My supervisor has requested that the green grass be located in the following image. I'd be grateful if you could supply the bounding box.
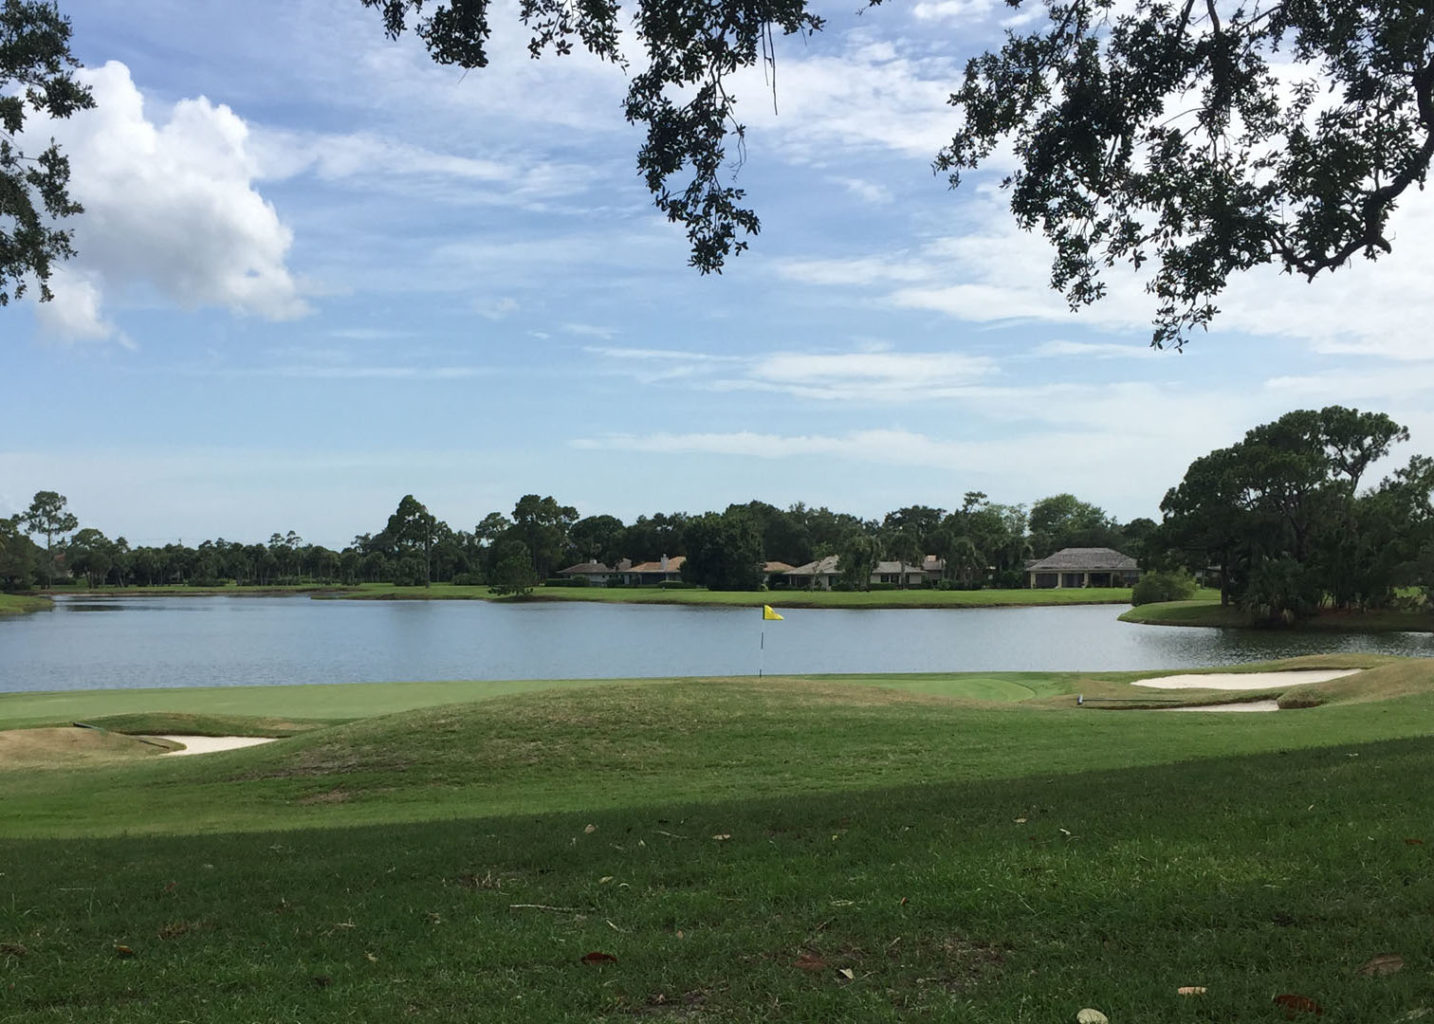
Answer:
[3,660,1433,1022]
[0,592,52,615]
[1121,597,1434,632]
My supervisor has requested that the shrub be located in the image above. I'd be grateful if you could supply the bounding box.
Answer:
[657,580,699,589]
[1130,569,1198,606]
[451,572,485,586]
[543,576,590,587]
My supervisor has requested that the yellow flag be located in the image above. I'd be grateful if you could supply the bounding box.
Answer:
[763,604,783,621]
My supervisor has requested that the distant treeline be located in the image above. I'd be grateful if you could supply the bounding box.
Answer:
[5,406,1431,619]
[0,489,1149,593]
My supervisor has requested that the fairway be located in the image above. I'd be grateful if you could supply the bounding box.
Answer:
[2,656,1431,1022]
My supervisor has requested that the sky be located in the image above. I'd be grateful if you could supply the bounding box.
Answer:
[5,0,1433,549]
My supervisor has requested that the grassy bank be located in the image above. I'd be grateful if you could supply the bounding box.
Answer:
[0,592,52,615]
[1,659,1432,1021]
[1121,598,1434,633]
[334,582,1191,609]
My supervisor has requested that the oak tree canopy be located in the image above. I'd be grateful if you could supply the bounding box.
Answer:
[0,0,92,306]
[363,0,1434,348]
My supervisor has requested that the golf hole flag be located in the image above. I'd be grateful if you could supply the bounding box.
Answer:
[762,605,783,621]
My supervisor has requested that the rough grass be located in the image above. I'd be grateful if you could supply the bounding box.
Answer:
[0,726,175,769]
[2,668,1433,1022]
[1121,598,1434,633]
[4,659,1431,840]
[81,712,332,738]
[0,592,52,615]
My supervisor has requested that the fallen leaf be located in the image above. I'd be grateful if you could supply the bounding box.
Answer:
[599,876,614,884]
[1177,986,1207,996]
[584,824,597,835]
[365,951,378,963]
[1059,828,1072,837]
[1405,838,1424,846]
[581,951,618,964]
[113,944,136,958]
[1273,993,1324,1017]
[837,967,854,980]
[900,897,909,906]
[793,953,826,972]
[1357,953,1404,977]
[0,943,27,958]
[712,834,731,841]
[1014,817,1028,824]
[1075,1009,1108,1024]
[162,881,178,894]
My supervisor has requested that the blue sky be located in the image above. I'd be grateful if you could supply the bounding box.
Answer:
[5,0,1432,548]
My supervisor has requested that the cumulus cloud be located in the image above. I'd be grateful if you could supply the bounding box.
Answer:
[21,61,306,342]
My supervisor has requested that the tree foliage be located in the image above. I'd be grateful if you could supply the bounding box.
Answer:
[1,0,93,306]
[1153,406,1428,620]
[681,509,763,590]
[361,0,1433,346]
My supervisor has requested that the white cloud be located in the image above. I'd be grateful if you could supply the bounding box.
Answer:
[912,0,998,23]
[1032,340,1160,359]
[21,61,306,342]
[30,267,129,347]
[829,176,894,204]
[476,297,520,320]
[588,345,997,401]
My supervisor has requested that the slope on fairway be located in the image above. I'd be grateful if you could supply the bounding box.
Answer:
[2,721,1431,1023]
[5,666,1434,840]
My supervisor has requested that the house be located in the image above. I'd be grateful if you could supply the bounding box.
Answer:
[625,554,686,585]
[1025,547,1140,589]
[873,560,927,587]
[783,556,927,590]
[556,558,631,584]
[783,555,841,590]
[921,554,946,586]
[763,561,795,587]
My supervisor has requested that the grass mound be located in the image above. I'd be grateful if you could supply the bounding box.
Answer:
[0,726,174,769]
[83,711,330,737]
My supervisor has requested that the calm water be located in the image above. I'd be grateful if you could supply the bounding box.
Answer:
[0,595,1429,693]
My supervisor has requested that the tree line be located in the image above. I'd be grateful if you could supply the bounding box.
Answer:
[5,405,1429,616]
[0,488,1150,594]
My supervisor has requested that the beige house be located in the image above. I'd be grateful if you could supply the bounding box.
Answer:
[1025,547,1140,589]
[783,556,926,590]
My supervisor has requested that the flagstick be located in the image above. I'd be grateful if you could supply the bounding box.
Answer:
[759,628,765,678]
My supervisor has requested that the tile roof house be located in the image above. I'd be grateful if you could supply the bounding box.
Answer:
[1025,547,1140,589]
[625,554,686,584]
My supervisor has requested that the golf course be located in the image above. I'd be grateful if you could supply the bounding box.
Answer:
[3,653,1431,1022]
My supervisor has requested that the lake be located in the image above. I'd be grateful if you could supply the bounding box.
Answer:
[0,595,1429,692]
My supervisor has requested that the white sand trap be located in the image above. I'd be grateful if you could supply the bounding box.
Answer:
[1164,699,1281,713]
[151,735,278,756]
[1132,669,1360,691]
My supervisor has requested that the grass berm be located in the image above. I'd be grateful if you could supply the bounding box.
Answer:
[1,654,1431,1022]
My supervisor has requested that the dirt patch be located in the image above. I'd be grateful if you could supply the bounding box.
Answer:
[1162,700,1281,713]
[296,787,353,805]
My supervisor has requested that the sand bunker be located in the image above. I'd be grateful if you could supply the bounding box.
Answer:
[1164,699,1282,713]
[152,735,278,756]
[1132,669,1360,691]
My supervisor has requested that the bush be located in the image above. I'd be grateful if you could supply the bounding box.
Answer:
[451,572,485,586]
[1130,569,1198,606]
[657,580,699,589]
[543,576,590,587]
